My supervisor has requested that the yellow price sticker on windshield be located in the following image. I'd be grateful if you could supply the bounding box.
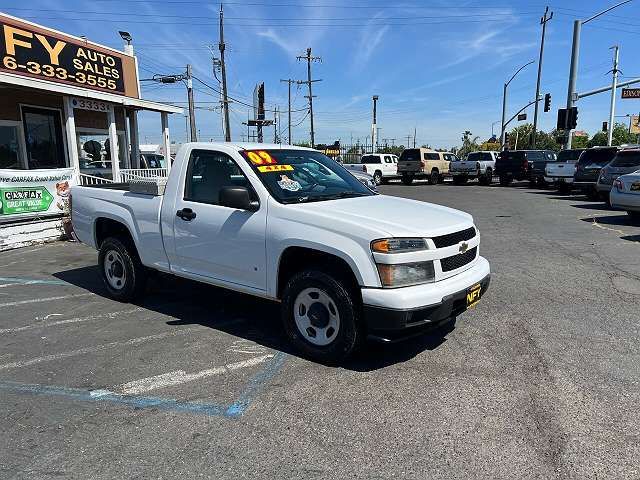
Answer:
[247,151,276,165]
[257,164,293,173]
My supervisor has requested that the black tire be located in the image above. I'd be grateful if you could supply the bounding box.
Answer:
[558,183,570,194]
[586,188,599,201]
[401,174,414,185]
[98,236,147,302]
[628,211,640,222]
[373,170,383,185]
[281,270,361,364]
[428,169,439,185]
[480,168,492,186]
[529,178,538,188]
[499,175,511,187]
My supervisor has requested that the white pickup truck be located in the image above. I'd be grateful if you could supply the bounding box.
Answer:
[450,151,498,185]
[72,143,490,363]
[544,148,585,193]
[343,153,399,185]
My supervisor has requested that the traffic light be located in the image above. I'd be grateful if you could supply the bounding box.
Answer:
[567,107,578,129]
[503,132,510,148]
[544,93,552,112]
[556,109,567,130]
[602,121,608,132]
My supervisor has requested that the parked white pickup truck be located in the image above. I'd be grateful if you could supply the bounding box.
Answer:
[72,143,490,363]
[544,148,585,193]
[450,151,497,185]
[343,153,399,185]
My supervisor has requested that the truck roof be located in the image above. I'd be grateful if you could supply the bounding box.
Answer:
[180,142,315,152]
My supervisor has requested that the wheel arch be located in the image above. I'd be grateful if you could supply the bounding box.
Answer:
[94,216,137,252]
[276,246,362,301]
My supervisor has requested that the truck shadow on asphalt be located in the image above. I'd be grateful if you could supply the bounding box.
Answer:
[54,266,451,371]
[580,214,638,227]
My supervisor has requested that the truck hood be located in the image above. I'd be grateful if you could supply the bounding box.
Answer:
[291,194,474,238]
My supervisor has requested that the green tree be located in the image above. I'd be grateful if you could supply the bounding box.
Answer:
[587,122,635,147]
[458,130,480,158]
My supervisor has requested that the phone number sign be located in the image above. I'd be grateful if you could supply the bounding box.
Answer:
[0,15,138,97]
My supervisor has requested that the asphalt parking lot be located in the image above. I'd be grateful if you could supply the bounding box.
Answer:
[1,181,639,479]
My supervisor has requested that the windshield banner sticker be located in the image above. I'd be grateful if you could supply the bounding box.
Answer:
[277,175,301,191]
[247,151,277,165]
[258,164,293,173]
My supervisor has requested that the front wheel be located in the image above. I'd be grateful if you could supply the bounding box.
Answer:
[499,175,511,187]
[98,237,147,302]
[281,270,361,364]
[401,174,414,185]
[373,171,383,185]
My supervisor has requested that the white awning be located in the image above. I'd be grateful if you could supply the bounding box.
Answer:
[0,72,183,114]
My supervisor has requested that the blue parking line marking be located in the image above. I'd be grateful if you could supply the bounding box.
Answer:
[0,380,228,417]
[225,351,287,417]
[0,277,68,286]
[0,351,287,418]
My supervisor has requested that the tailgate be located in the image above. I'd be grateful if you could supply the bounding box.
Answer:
[398,160,422,173]
[546,162,575,177]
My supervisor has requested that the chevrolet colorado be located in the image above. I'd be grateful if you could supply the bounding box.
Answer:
[72,143,490,363]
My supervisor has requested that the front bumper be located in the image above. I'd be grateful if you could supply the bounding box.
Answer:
[361,257,490,334]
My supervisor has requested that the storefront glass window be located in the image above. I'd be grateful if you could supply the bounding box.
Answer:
[0,124,23,169]
[77,131,127,178]
[22,106,67,170]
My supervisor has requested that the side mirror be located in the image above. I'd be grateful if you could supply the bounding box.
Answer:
[219,186,259,211]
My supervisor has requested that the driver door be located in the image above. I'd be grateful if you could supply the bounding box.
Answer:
[171,149,267,292]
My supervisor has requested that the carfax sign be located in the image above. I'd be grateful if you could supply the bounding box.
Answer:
[0,168,75,218]
[0,13,139,97]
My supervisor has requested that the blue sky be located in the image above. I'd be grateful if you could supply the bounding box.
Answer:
[6,0,640,148]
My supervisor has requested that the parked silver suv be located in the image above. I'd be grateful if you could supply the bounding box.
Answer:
[597,149,640,204]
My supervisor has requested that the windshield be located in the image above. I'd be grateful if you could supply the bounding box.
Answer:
[467,152,492,162]
[556,149,584,163]
[578,148,618,167]
[609,151,640,168]
[241,149,373,204]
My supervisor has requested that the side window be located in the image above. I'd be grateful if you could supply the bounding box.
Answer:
[184,150,251,205]
[384,155,392,163]
[424,153,440,161]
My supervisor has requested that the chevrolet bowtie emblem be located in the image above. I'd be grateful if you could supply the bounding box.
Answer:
[459,242,469,253]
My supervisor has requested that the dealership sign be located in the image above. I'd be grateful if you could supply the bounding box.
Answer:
[0,168,75,218]
[621,88,640,99]
[0,13,139,98]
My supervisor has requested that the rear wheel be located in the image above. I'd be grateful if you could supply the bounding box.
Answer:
[373,170,382,185]
[281,270,361,364]
[586,188,599,201]
[499,175,511,187]
[428,169,439,185]
[480,168,492,186]
[558,182,570,194]
[98,237,147,302]
[401,174,414,185]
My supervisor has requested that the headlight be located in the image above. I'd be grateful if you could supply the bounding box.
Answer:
[371,238,428,253]
[377,262,435,288]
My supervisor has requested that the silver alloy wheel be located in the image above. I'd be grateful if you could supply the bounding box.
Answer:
[104,249,126,290]
[293,287,340,346]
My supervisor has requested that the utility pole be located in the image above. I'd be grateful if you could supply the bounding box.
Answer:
[532,6,553,148]
[406,134,412,147]
[186,64,197,142]
[274,106,278,143]
[607,45,620,146]
[372,95,379,152]
[280,79,294,144]
[297,48,322,147]
[413,127,416,148]
[219,4,231,141]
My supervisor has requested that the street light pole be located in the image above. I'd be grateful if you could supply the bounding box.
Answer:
[564,0,634,149]
[532,7,553,149]
[501,60,535,149]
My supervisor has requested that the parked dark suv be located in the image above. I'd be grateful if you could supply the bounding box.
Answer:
[495,150,557,187]
[573,146,619,200]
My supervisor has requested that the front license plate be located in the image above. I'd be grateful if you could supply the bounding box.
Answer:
[466,283,482,308]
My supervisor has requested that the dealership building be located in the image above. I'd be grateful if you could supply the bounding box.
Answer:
[0,12,182,250]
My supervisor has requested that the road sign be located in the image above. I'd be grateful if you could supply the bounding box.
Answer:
[630,115,640,134]
[621,88,640,99]
[517,113,527,121]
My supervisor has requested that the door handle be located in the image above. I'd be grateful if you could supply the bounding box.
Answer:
[176,208,196,221]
